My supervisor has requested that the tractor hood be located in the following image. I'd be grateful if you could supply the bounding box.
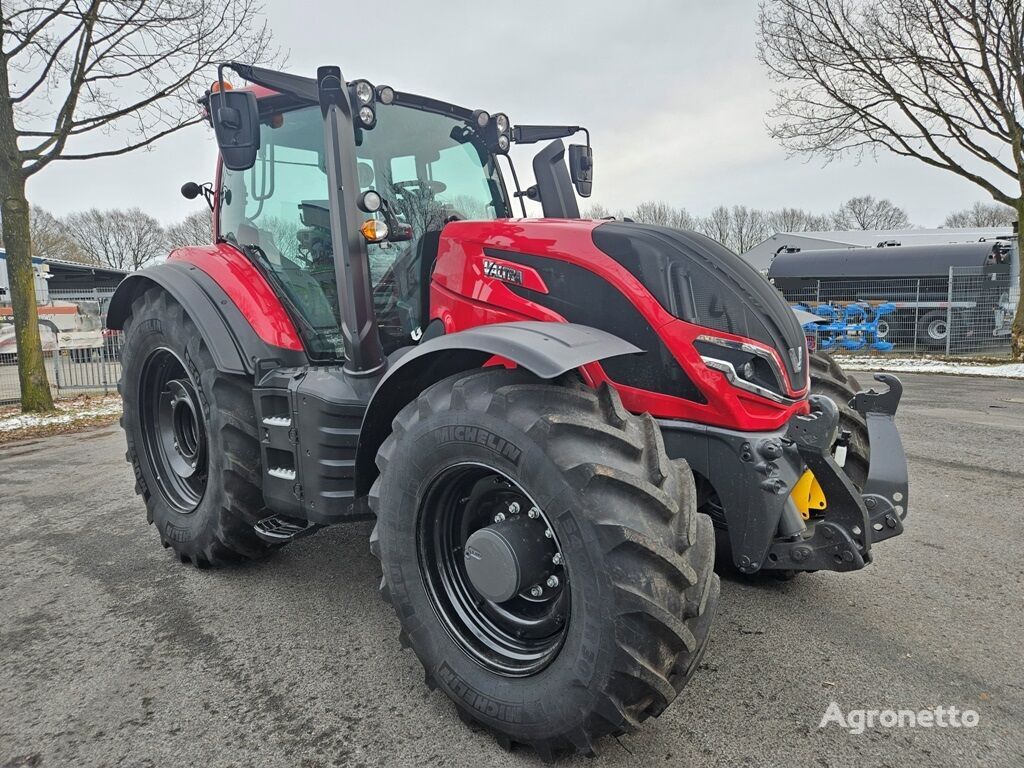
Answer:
[590,222,809,389]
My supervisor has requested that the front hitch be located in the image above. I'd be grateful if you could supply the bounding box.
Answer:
[768,396,871,572]
[852,374,909,543]
[766,375,909,572]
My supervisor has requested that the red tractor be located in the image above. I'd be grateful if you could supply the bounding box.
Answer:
[108,63,909,758]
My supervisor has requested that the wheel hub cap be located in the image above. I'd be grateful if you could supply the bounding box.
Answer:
[464,516,557,603]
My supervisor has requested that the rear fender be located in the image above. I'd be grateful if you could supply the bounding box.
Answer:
[354,321,640,496]
[106,260,307,377]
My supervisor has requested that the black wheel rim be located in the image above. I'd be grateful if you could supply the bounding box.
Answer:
[139,348,208,512]
[418,463,569,677]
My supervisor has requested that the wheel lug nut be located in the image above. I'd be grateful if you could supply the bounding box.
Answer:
[528,507,540,519]
[508,501,520,514]
[552,553,562,566]
[546,575,559,588]
[529,585,543,598]
[493,512,506,523]
[544,529,553,539]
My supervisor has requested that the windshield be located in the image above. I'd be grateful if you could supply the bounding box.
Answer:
[219,101,509,360]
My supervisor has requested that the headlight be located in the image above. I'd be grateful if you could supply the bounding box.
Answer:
[358,105,376,127]
[376,85,395,105]
[473,109,490,128]
[497,134,510,152]
[694,335,793,403]
[494,113,509,133]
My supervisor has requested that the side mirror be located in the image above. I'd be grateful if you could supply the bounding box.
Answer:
[211,90,260,171]
[568,143,593,198]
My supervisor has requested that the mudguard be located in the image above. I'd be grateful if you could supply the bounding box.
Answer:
[354,321,640,496]
[106,261,306,377]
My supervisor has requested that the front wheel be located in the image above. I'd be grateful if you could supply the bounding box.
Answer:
[369,369,718,758]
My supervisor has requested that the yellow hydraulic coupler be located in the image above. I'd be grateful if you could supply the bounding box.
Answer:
[791,470,827,520]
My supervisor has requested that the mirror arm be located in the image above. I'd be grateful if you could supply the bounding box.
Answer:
[511,124,585,145]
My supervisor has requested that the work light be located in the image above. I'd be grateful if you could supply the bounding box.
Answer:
[358,105,376,128]
[354,80,374,104]
[377,85,395,105]
[473,110,491,129]
[489,113,512,154]
[358,190,383,213]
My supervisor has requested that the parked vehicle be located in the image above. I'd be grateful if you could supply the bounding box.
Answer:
[0,300,104,359]
[769,240,1014,348]
[107,63,909,757]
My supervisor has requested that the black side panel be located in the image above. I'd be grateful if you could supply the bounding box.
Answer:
[488,249,706,403]
[255,366,376,525]
[106,263,308,377]
[592,222,808,387]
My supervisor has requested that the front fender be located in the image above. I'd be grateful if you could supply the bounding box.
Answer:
[354,321,640,496]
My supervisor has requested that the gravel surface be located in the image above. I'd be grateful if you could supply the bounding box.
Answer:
[1,372,1021,767]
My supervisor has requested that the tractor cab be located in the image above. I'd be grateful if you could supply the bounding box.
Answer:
[205,64,591,363]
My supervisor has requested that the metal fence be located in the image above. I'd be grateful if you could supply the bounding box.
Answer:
[0,333,124,406]
[0,287,122,405]
[777,266,1014,357]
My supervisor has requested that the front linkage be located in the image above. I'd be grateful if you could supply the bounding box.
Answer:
[772,374,907,572]
[660,373,908,575]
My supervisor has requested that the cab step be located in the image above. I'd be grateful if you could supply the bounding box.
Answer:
[253,515,318,543]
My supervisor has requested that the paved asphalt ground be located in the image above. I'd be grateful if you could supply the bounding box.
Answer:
[1,371,1022,767]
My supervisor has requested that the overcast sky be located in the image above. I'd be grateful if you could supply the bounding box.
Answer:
[24,0,998,228]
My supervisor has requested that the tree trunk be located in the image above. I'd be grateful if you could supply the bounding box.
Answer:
[1013,200,1024,361]
[0,52,55,412]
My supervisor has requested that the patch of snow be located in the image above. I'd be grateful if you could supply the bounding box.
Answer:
[0,398,122,432]
[833,357,1024,379]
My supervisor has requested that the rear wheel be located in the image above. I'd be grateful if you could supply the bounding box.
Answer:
[369,369,718,758]
[119,286,273,566]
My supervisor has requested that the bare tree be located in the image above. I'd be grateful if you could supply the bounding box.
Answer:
[831,195,911,230]
[166,209,212,250]
[1,204,85,261]
[767,207,811,234]
[631,200,696,230]
[585,202,614,218]
[0,1,278,411]
[730,205,771,252]
[944,201,1017,228]
[765,206,835,233]
[28,205,86,262]
[759,0,1024,357]
[698,205,733,248]
[65,208,166,271]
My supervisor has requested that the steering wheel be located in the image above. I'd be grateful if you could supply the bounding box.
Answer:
[392,179,447,196]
